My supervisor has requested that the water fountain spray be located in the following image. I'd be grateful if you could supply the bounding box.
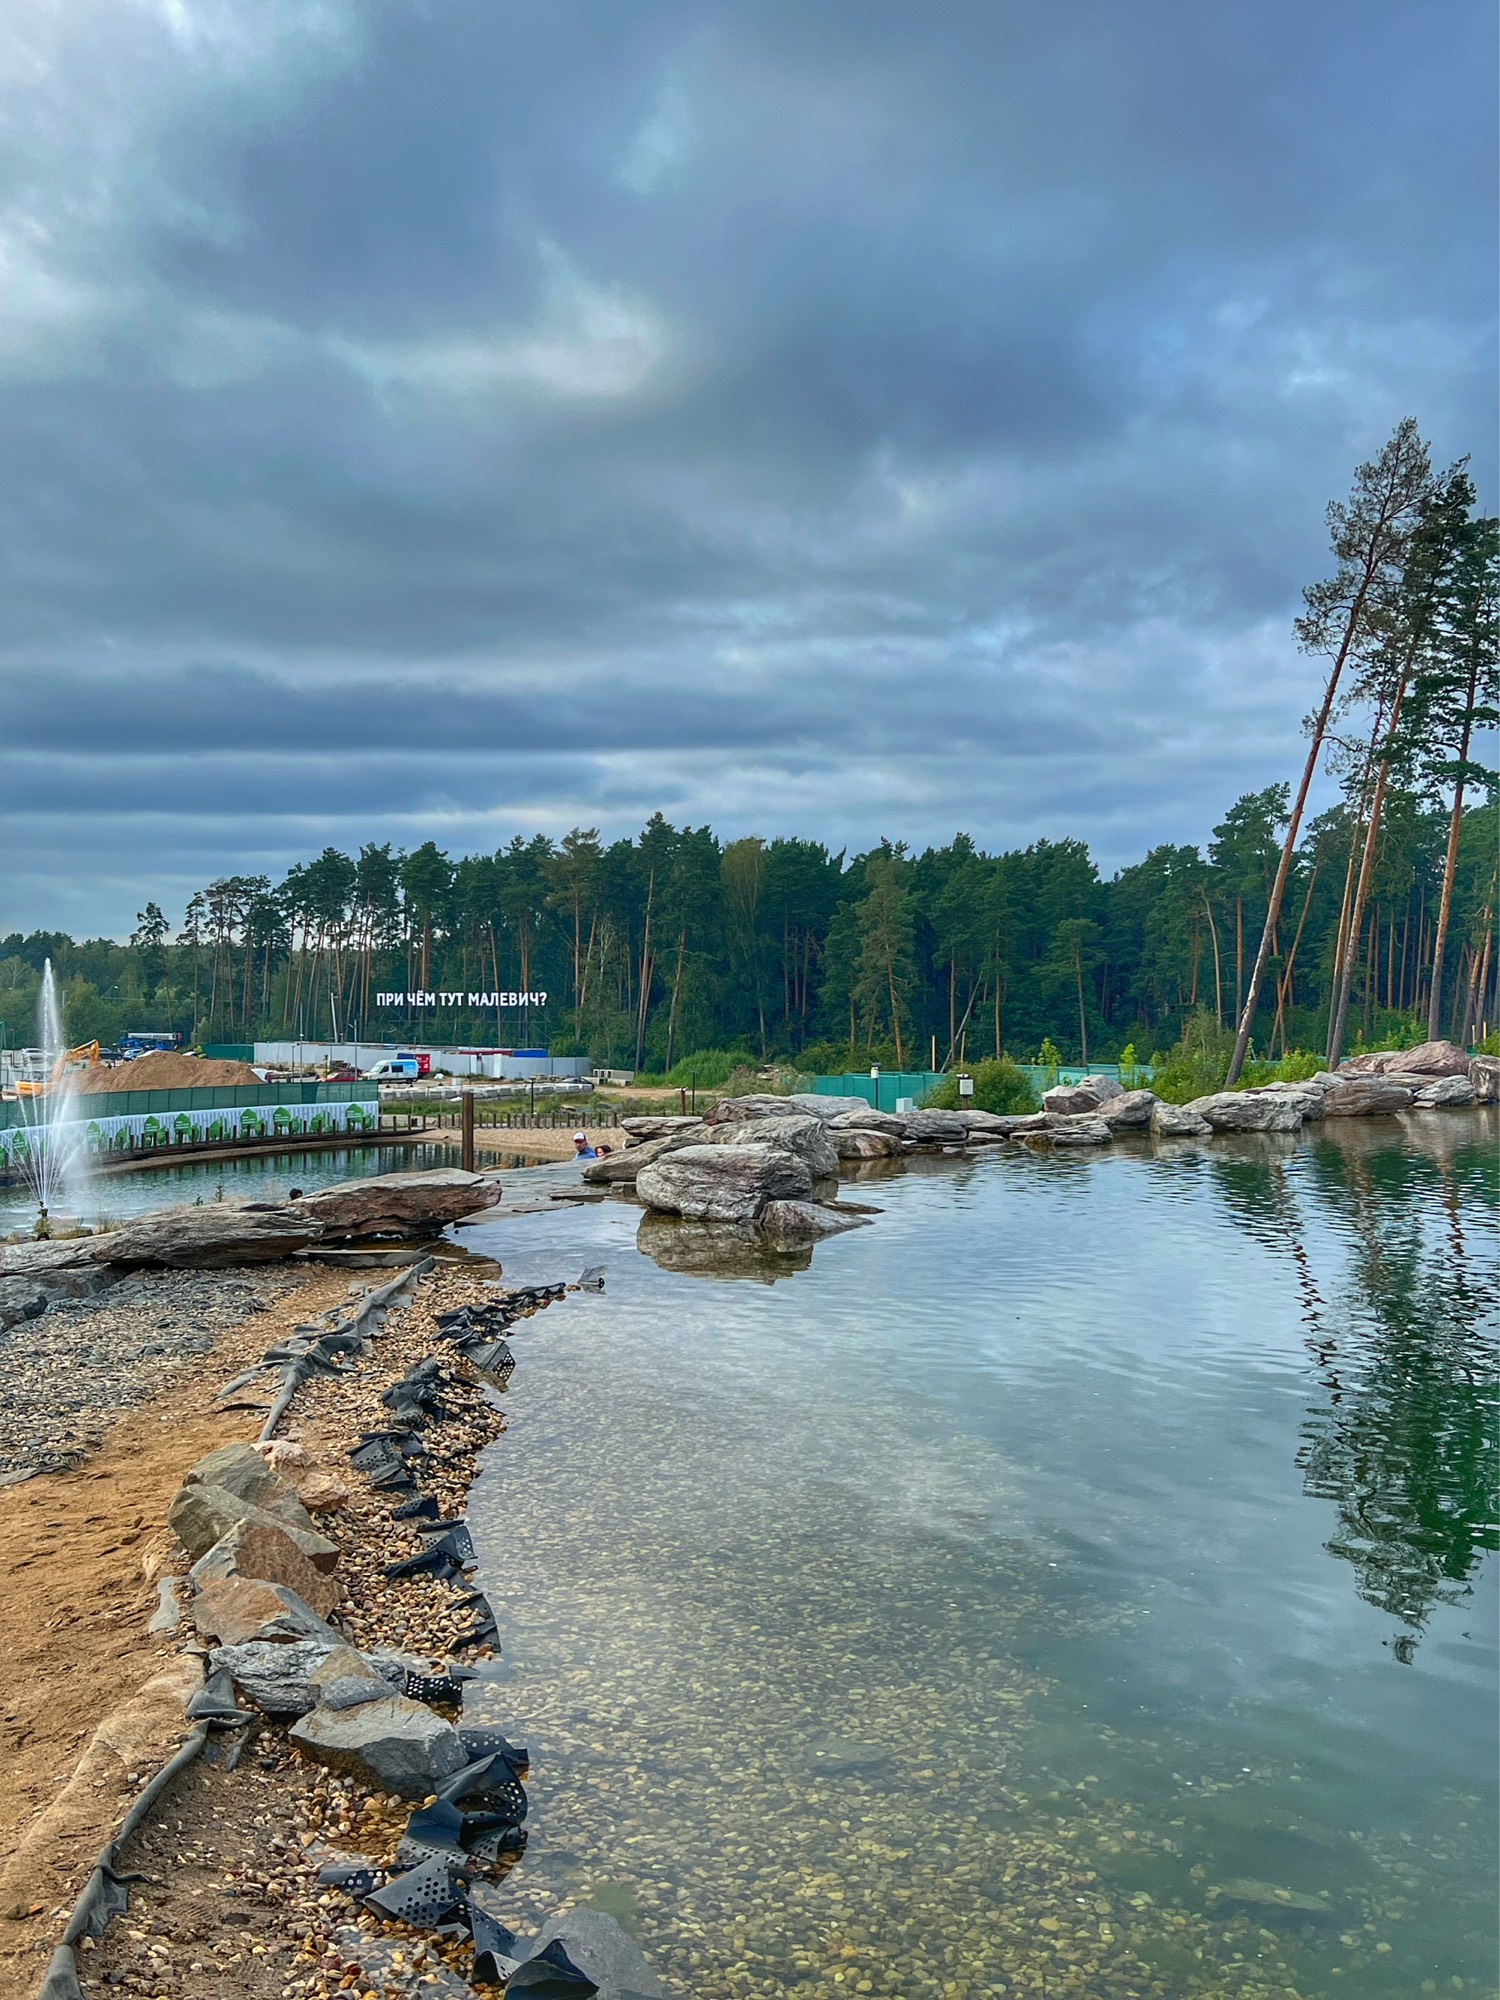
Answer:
[16,960,92,1232]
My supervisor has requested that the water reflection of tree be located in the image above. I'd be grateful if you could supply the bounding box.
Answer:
[1207,1123,1498,1654]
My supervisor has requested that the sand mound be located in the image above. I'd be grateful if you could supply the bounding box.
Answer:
[71,1052,265,1093]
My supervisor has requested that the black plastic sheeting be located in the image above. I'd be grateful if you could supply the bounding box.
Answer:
[35,1717,213,2000]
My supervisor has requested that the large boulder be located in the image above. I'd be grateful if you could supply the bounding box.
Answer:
[581,1128,703,1183]
[830,1127,904,1160]
[1187,1092,1305,1133]
[170,1483,340,1571]
[189,1516,343,1616]
[1470,1056,1500,1103]
[901,1110,970,1145]
[512,1909,665,1999]
[183,1443,312,1525]
[1341,1039,1470,1079]
[289,1694,469,1797]
[1411,1074,1476,1108]
[635,1145,812,1223]
[727,1114,840,1180]
[292,1168,499,1241]
[1320,1076,1413,1118]
[702,1094,797,1126]
[1098,1089,1158,1130]
[618,1116,706,1139]
[192,1578,337,1647]
[212,1636,353,1716]
[1151,1100,1211,1137]
[1042,1076,1122,1115]
[87,1202,322,1270]
[758,1200,873,1244]
[827,1108,907,1136]
[1028,1115,1112,1147]
[786,1093,871,1122]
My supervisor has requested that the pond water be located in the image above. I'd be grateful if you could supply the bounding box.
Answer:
[462,1112,1498,2000]
[0,1142,464,1231]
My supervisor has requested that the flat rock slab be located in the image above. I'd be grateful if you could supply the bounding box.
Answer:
[831,1127,904,1159]
[702,1093,800,1125]
[289,1693,469,1797]
[1319,1077,1413,1117]
[582,1129,702,1184]
[292,1168,500,1241]
[786,1093,872,1121]
[636,1144,812,1223]
[1340,1038,1470,1078]
[758,1199,871,1243]
[901,1110,970,1144]
[1188,1092,1305,1133]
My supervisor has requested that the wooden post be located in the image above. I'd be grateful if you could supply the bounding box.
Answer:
[461,1088,475,1173]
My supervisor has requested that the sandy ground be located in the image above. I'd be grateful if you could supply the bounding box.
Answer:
[0,1269,349,1996]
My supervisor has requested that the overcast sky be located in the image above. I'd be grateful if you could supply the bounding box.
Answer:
[2,0,1494,939]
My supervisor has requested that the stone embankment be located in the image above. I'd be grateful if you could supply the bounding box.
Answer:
[593,1042,1497,1237]
[2,1239,662,2000]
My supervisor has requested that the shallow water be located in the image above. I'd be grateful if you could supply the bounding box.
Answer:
[478,1116,1494,1998]
[0,1142,464,1229]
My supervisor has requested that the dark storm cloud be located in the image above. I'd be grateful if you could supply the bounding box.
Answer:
[0,0,1493,931]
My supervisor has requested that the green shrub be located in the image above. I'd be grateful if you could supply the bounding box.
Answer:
[1148,1011,1234,1103]
[662,1047,758,1089]
[924,1057,1038,1116]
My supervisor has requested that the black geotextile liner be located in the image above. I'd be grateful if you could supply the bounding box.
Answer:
[393,1492,441,1522]
[469,1894,522,1986]
[457,1726,528,1772]
[396,1799,468,1868]
[317,1859,383,1899]
[403,1666,468,1706]
[35,1719,212,2000]
[438,1754,528,1826]
[506,1940,600,1995]
[363,1853,468,1928]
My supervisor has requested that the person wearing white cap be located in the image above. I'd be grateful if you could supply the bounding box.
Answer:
[572,1130,597,1159]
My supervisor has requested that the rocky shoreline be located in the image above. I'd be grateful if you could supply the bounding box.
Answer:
[579,1039,1499,1244]
[0,1176,664,2000]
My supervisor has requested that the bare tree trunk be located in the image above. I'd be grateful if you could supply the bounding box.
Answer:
[1327,678,1410,1066]
[1272,856,1321,1057]
[1201,891,1223,1025]
[1427,653,1482,1037]
[1074,941,1088,1067]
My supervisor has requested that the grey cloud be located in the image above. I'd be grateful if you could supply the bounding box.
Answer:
[0,0,1493,933]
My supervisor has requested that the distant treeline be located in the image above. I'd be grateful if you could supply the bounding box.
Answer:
[4,423,1496,1074]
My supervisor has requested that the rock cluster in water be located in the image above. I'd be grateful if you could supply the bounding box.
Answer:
[604,1043,1497,1241]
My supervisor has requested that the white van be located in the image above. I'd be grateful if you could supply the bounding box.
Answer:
[363,1057,421,1080]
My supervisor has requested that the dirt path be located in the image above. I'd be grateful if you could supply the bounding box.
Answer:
[0,1268,349,1997]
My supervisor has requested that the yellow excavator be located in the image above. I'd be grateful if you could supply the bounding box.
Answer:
[15,1042,103,1097]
